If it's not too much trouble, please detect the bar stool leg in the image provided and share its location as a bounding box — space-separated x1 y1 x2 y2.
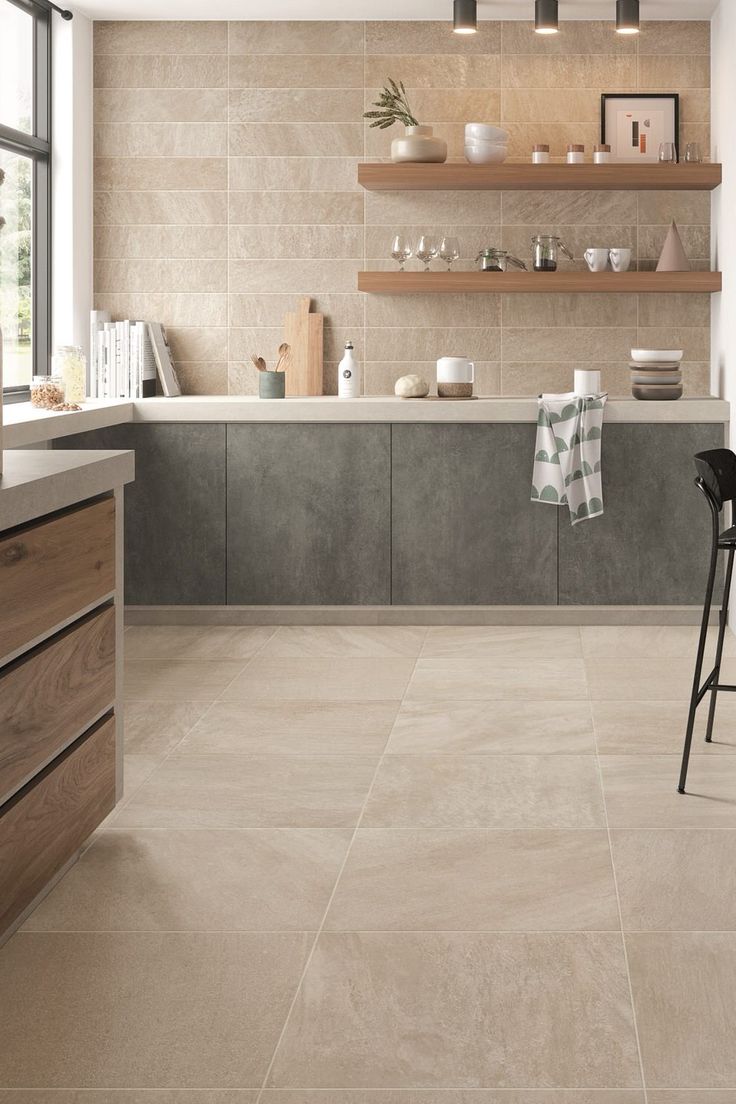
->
678 540 720 794
705 546 735 742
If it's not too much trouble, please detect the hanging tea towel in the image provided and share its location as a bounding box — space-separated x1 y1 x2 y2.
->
532 392 607 525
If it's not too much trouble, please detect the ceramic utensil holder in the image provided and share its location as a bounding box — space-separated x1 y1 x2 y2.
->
574 369 601 395
259 371 286 399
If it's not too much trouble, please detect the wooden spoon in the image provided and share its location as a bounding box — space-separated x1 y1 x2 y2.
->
275 342 291 372
250 354 267 372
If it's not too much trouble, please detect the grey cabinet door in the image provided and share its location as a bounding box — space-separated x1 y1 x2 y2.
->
227 424 391 605
558 423 725 605
392 423 558 605
54 424 226 605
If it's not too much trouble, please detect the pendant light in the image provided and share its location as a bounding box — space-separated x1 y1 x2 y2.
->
616 0 640 34
535 0 559 34
453 0 477 34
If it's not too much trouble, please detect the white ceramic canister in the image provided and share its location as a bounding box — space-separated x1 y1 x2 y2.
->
532 144 550 164
437 355 474 398
574 369 602 396
566 144 585 164
594 143 612 164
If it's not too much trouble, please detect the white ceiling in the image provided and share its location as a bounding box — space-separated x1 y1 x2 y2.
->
81 0 720 21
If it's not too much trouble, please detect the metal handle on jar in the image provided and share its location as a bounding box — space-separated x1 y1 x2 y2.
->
557 240 575 261
505 255 528 271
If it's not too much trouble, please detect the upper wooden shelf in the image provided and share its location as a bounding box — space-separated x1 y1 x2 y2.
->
357 162 722 192
358 271 722 294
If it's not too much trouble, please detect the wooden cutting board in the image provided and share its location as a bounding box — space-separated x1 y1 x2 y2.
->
284 296 324 396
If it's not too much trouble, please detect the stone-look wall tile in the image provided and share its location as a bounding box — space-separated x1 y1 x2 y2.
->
502 294 638 328
366 20 501 55
637 293 710 327
504 328 638 364
502 361 632 397
231 89 364 124
363 362 502 396
230 226 363 261
366 191 501 226
502 20 637 55
502 89 601 124
638 55 711 90
365 293 501 328
502 55 637 90
638 21 710 55
95 226 228 260
94 21 228 55
230 327 354 365
229 293 364 329
94 192 227 227
365 88 502 125
94 293 228 328
229 123 363 158
93 55 228 88
366 327 502 362
175 362 229 395
228 157 361 193
229 259 357 295
228 192 363 227
227 362 262 395
638 225 710 263
636 328 710 362
95 123 228 158
228 21 364 55
680 90 711 124
228 55 364 89
95 259 227 294
94 157 228 192
167 328 229 362
94 89 228 124
503 190 638 225
636 190 711 224
364 55 501 89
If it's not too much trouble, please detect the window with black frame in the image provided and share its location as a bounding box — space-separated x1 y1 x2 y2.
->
0 0 50 399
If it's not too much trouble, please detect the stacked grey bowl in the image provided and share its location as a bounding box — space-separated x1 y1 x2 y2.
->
630 348 683 400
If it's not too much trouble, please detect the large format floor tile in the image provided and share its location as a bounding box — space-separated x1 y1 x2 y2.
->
612 829 736 931
180 700 399 755
0 1095 261 1103
125 624 276 660
626 932 736 1087
115 753 378 829
600 755 736 827
363 755 605 828
324 829 618 931
262 626 427 658
222 657 416 701
422 626 582 659
581 625 736 659
267 932 642 1088
592 699 736 754
0 932 311 1087
23 829 351 931
406 659 588 700
124 660 248 701
261 1095 646 1104
124 701 212 759
387 699 594 754
587 658 736 702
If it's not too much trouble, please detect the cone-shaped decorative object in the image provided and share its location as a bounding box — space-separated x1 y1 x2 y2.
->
656 220 691 272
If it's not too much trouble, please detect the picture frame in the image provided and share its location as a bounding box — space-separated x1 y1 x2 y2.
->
601 93 680 163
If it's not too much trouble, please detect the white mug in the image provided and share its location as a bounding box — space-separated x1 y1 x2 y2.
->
609 247 632 273
574 369 601 396
437 356 474 383
584 248 609 273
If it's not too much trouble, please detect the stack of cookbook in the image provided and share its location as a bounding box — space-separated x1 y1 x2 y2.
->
89 311 181 398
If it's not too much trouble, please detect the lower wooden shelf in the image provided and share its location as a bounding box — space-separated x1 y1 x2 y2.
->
357 271 722 294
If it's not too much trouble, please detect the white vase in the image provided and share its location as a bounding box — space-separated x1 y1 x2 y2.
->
391 125 447 164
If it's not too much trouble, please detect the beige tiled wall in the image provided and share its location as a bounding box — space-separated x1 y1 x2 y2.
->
93 19 712 397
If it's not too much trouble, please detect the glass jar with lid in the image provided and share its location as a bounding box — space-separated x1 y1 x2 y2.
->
30 374 66 408
52 345 86 404
531 235 574 272
476 248 528 273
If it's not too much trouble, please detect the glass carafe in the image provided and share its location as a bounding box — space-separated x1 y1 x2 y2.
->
476 248 527 273
531 235 574 272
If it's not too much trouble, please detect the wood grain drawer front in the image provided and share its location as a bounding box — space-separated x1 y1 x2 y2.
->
0 716 115 936
0 497 115 662
0 605 116 805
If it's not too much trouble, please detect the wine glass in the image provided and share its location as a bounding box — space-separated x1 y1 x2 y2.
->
658 141 677 164
439 235 460 272
390 234 413 272
416 234 439 272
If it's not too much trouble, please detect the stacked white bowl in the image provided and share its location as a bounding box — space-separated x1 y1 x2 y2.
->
465 122 509 165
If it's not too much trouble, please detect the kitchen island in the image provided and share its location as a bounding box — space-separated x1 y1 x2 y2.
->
5 396 728 618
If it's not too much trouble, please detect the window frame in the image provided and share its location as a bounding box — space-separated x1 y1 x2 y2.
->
0 0 51 402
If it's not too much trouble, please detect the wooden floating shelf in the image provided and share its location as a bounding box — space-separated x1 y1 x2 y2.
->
358 162 722 192
358 271 723 294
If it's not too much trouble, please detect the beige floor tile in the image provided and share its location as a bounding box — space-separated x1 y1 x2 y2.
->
115 753 378 829
363 755 605 828
23 828 350 932
261 1094 645 1104
262 626 427 658
0 931 311 1087
592 699 736 754
423 626 582 659
221 657 416 701
325 828 618 930
124 660 248 701
581 625 736 659
180 700 399 756
387 699 595 754
0 1096 260 1103
406 659 588 701
586 658 736 701
124 701 212 759
267 932 641 1088
612 829 736 931
647 1095 736 1103
125 624 275 660
626 932 736 1087
600 755 736 827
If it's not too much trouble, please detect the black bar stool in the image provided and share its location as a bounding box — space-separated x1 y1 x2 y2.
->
678 448 736 793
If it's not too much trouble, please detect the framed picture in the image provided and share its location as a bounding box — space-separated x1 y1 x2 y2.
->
601 93 680 163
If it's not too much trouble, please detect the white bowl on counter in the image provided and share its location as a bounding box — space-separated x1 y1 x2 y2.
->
464 142 508 165
465 122 509 143
631 348 684 363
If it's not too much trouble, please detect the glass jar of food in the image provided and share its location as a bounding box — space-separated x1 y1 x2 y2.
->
52 345 86 404
30 374 66 408
531 235 574 272
476 248 528 272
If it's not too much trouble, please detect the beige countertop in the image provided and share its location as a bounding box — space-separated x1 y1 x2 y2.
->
2 394 730 449
0 449 135 531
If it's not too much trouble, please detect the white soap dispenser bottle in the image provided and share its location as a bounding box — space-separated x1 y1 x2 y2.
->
338 341 361 398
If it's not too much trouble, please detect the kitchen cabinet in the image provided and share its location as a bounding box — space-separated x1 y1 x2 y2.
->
391 424 557 605
227 423 391 605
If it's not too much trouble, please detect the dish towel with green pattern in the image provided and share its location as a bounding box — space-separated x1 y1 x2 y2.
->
531 392 607 525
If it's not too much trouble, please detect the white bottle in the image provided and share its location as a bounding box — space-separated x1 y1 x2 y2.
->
338 341 361 398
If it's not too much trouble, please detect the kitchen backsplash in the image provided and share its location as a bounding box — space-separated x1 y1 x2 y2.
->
93 19 711 396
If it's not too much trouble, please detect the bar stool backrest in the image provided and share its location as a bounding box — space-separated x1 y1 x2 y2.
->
694 449 736 512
